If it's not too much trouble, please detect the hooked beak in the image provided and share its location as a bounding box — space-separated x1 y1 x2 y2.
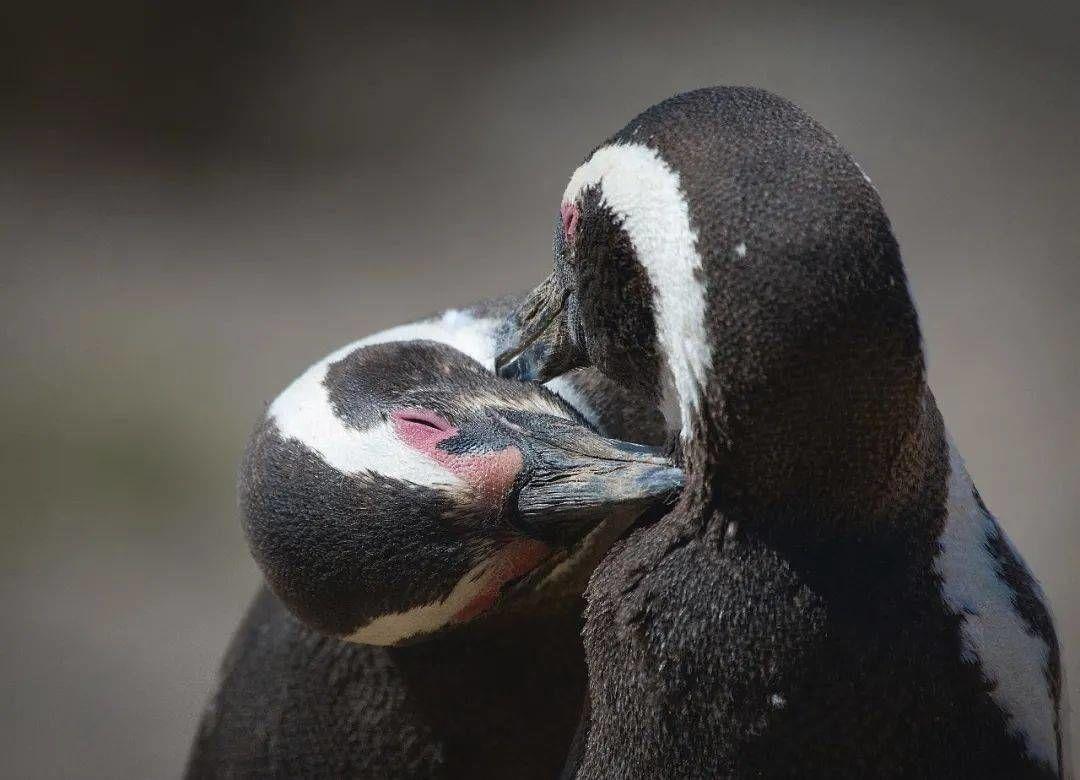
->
494 410 683 547
495 274 585 383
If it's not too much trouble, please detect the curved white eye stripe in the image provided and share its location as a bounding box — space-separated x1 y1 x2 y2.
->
268 309 502 487
564 143 712 440
935 437 1058 771
268 308 579 483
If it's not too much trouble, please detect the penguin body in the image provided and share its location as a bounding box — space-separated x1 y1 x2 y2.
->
187 297 669 778
186 586 587 778
498 88 1063 778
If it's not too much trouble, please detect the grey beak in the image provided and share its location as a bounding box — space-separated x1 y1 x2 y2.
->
495 274 585 383
496 410 683 546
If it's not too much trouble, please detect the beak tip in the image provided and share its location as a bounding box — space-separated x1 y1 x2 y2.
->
637 466 685 497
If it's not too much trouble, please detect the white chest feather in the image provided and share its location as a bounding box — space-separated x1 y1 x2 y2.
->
345 556 491 645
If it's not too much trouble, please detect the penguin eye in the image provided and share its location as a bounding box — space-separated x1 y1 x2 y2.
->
391 409 459 451
560 202 580 244
393 409 453 432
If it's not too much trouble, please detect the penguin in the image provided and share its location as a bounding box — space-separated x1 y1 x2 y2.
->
496 87 1065 778
186 298 674 778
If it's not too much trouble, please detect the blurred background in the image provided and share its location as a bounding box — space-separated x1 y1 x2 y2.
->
2 1 1077 776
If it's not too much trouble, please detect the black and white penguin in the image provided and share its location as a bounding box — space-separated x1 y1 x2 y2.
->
497 87 1064 778
186 299 674 778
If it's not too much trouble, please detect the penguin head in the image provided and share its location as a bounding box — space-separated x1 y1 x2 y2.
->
498 87 925 511
242 339 682 645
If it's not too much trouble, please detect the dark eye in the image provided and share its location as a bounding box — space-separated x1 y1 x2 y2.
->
392 409 453 432
560 202 580 244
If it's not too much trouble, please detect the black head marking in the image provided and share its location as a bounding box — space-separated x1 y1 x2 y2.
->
558 191 662 403
325 340 569 432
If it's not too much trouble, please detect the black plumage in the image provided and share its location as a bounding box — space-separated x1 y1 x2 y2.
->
500 87 1063 778
186 586 587 778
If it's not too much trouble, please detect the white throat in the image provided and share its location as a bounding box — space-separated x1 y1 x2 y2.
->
564 142 712 441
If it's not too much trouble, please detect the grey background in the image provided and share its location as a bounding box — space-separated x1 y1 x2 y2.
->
2 2 1077 776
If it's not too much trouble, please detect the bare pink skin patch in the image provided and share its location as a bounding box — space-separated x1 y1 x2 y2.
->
451 538 551 623
392 408 457 451
561 202 580 244
391 408 523 503
391 407 552 622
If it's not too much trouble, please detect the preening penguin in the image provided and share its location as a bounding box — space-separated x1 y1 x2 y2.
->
244 331 681 645
187 301 674 778
498 87 1064 778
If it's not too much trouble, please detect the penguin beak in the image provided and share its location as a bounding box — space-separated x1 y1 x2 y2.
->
494 410 683 546
495 274 584 383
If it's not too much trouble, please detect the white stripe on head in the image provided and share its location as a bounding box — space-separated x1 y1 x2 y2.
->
268 308 579 483
268 309 499 486
564 143 711 440
935 437 1058 771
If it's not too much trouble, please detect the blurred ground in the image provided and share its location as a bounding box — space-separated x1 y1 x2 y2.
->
1 2 1077 776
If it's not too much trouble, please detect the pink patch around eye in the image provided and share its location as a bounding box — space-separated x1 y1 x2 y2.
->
392 408 457 450
561 202 580 243
449 446 523 505
391 408 523 503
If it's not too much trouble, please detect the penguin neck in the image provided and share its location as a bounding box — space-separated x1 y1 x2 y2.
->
673 369 932 532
